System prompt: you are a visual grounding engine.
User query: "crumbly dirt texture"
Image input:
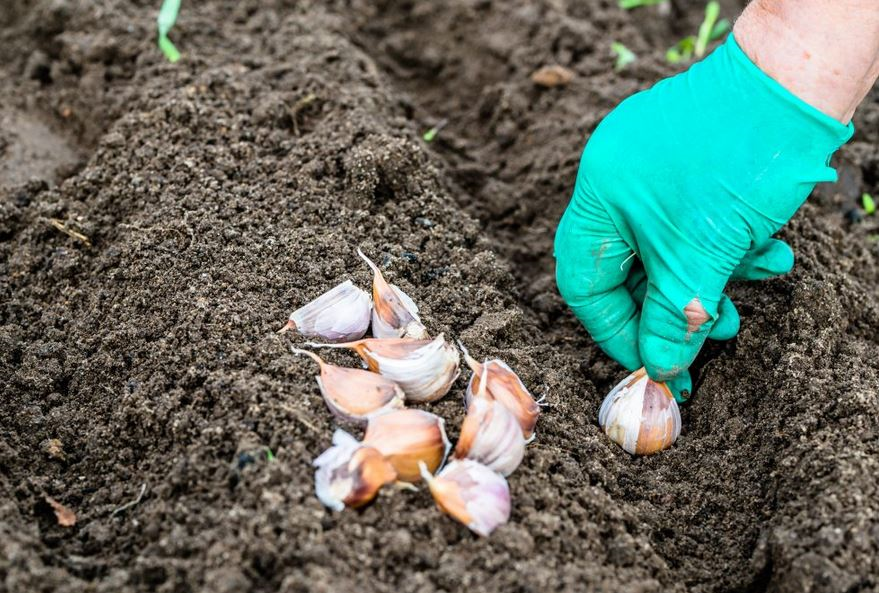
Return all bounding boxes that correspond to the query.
[2,1,878,592]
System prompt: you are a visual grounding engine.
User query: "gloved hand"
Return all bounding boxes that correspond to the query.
[554,35,853,402]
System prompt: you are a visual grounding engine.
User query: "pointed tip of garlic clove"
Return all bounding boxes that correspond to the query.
[356,247,380,274]
[598,368,681,456]
[417,460,434,484]
[289,347,325,367]
[359,248,426,340]
[426,459,511,537]
[456,340,481,373]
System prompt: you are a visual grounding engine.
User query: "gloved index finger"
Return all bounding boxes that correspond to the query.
[554,196,643,372]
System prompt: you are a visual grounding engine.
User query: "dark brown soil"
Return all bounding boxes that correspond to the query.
[2,1,878,592]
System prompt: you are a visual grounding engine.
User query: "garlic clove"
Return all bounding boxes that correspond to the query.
[314,429,398,510]
[598,368,681,455]
[282,280,372,343]
[312,336,460,403]
[419,459,511,537]
[363,409,450,482]
[357,249,429,339]
[290,348,405,424]
[367,335,460,403]
[453,373,526,476]
[460,343,541,440]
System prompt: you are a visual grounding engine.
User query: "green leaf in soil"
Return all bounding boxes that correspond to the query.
[157,0,182,62]
[695,1,721,57]
[618,0,666,9]
[666,36,695,64]
[863,193,876,215]
[611,42,636,71]
[710,18,731,41]
[423,119,447,143]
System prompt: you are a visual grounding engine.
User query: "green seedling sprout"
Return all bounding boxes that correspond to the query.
[710,18,731,40]
[666,37,696,64]
[423,119,448,143]
[695,1,721,57]
[611,42,636,71]
[157,0,182,63]
[264,447,276,462]
[618,0,666,9]
[863,193,876,216]
[667,2,729,64]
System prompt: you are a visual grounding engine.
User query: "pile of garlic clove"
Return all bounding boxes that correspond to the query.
[281,249,543,536]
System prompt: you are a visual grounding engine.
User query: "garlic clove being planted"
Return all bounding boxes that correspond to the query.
[312,335,460,403]
[598,368,681,455]
[363,409,451,482]
[314,429,398,510]
[290,348,405,424]
[419,459,511,537]
[357,249,428,339]
[453,364,526,476]
[281,280,372,343]
[460,343,541,440]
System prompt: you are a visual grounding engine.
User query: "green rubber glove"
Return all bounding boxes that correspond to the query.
[554,35,853,402]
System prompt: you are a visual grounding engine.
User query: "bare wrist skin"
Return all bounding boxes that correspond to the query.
[734,0,879,123]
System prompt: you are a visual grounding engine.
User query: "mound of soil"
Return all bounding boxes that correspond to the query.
[1,1,877,592]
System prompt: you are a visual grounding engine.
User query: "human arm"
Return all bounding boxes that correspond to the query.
[554,0,879,401]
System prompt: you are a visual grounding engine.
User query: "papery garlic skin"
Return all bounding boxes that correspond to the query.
[283,280,372,343]
[461,344,541,440]
[420,460,511,537]
[357,249,428,339]
[314,429,398,510]
[363,409,450,482]
[290,349,405,424]
[598,368,681,455]
[453,392,525,477]
[366,335,460,403]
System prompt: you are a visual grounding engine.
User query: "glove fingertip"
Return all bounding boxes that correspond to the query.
[771,240,795,275]
[708,296,740,341]
[667,371,692,403]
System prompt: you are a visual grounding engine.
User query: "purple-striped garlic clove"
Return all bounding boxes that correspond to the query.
[460,342,541,440]
[313,429,397,511]
[357,248,428,339]
[363,409,450,482]
[598,368,681,455]
[453,364,526,476]
[419,459,511,537]
[290,348,404,424]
